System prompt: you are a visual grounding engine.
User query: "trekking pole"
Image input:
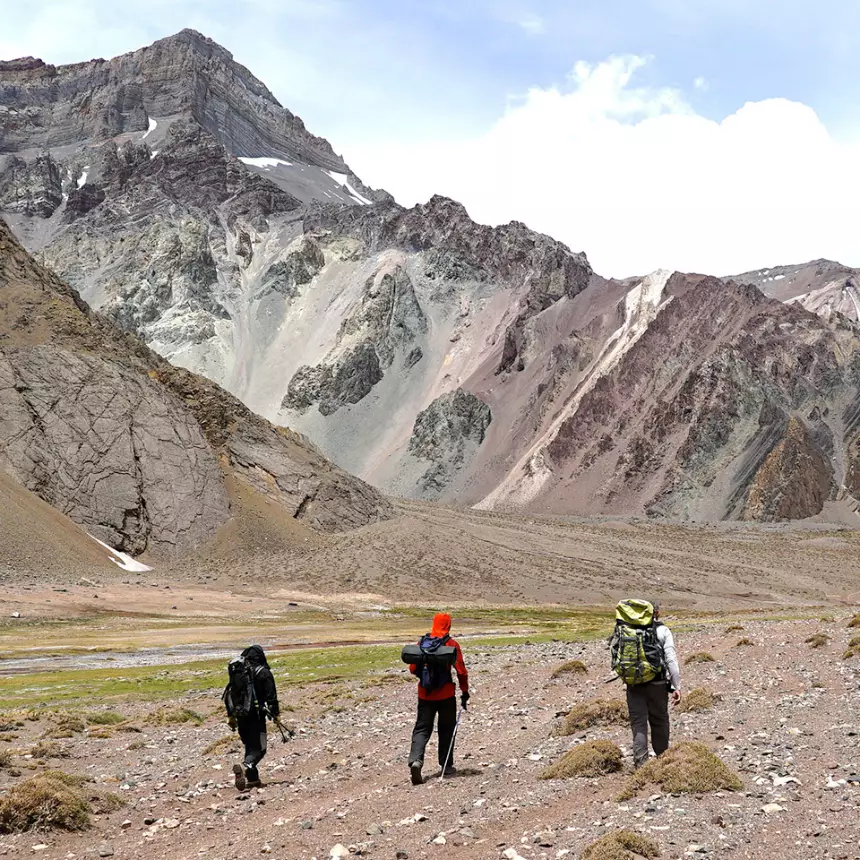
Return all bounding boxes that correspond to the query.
[439,706,464,782]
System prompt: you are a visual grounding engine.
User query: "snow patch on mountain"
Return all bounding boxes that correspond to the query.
[141,117,157,140]
[326,170,373,205]
[239,156,293,169]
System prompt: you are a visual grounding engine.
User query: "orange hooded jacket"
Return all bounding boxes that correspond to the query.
[409,612,469,702]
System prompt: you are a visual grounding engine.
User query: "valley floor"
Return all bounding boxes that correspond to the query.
[2,610,860,860]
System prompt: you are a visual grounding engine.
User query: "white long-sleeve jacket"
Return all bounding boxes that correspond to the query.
[656,624,681,691]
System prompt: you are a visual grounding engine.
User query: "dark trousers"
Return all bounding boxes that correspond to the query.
[237,713,268,780]
[409,696,457,768]
[626,680,670,768]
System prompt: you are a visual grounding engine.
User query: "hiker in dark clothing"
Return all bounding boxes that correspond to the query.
[407,612,469,785]
[230,644,280,790]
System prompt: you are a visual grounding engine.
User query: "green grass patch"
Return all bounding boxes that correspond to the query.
[86,711,126,726]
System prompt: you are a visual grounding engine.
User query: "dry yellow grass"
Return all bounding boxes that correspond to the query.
[676,688,719,714]
[557,699,627,736]
[581,830,661,860]
[540,740,622,779]
[734,638,754,647]
[29,740,68,760]
[618,742,743,800]
[724,624,744,633]
[203,735,241,757]
[684,652,715,665]
[847,612,860,628]
[147,707,204,726]
[0,771,90,833]
[551,660,588,679]
[805,633,830,649]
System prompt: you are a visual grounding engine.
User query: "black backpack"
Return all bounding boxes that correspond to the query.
[419,634,453,692]
[223,656,259,719]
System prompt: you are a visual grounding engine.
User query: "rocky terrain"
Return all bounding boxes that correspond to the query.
[2,614,860,860]
[731,259,860,323]
[0,215,391,562]
[4,31,860,526]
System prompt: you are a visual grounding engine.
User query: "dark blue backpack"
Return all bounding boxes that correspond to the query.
[419,634,452,691]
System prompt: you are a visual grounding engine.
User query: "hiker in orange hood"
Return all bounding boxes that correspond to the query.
[407,612,469,784]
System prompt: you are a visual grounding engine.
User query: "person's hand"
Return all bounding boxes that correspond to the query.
[461,691,470,710]
[228,716,237,731]
[671,690,682,707]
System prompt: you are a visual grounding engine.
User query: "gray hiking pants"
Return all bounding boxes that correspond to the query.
[626,680,670,768]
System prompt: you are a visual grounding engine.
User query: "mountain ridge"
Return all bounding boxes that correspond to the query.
[3,31,860,526]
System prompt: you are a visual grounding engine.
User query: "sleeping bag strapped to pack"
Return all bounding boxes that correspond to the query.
[401,635,457,692]
[610,599,665,685]
[222,656,259,719]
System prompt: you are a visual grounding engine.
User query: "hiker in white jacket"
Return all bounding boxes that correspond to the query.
[626,602,681,768]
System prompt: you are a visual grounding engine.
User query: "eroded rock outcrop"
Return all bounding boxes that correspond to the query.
[408,389,492,493]
[0,217,392,555]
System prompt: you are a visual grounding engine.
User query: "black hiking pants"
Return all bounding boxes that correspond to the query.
[626,680,670,768]
[237,713,268,780]
[409,696,457,769]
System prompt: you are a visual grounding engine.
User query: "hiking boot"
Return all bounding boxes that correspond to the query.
[232,763,246,791]
[246,779,263,788]
[443,764,457,777]
[409,760,423,785]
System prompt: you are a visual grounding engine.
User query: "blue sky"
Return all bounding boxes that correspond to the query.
[3,1,860,275]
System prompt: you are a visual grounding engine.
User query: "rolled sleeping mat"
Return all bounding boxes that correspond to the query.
[401,644,457,666]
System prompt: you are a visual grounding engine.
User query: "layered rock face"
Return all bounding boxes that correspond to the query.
[0,218,391,556]
[4,31,860,524]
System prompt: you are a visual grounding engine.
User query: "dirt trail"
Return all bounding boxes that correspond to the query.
[2,616,860,859]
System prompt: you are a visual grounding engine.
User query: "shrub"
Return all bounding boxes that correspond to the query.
[735,638,754,647]
[0,771,90,833]
[581,830,661,860]
[0,749,11,769]
[557,699,627,736]
[551,660,588,679]
[618,741,742,800]
[43,716,85,740]
[805,633,830,649]
[849,635,860,648]
[203,735,240,756]
[676,688,719,714]
[86,712,126,726]
[30,741,68,760]
[724,624,744,633]
[847,613,860,628]
[684,652,715,665]
[147,707,203,726]
[540,740,622,779]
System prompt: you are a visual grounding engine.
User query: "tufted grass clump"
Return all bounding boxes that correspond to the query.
[847,612,860,628]
[203,735,240,756]
[43,715,85,739]
[724,624,745,633]
[684,652,715,665]
[147,707,204,726]
[86,711,126,726]
[618,741,742,801]
[540,740,622,780]
[557,699,627,736]
[805,633,830,649]
[29,740,69,760]
[735,637,754,647]
[581,830,661,860]
[0,771,90,833]
[676,688,719,714]
[551,660,588,679]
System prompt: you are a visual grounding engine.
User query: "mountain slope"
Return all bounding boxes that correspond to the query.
[3,32,860,525]
[0,216,391,557]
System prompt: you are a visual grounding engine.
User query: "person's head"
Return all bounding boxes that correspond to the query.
[430,612,452,638]
[241,644,269,667]
[651,601,661,621]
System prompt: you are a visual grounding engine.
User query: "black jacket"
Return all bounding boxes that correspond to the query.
[241,645,280,718]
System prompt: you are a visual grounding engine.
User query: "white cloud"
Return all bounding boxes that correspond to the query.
[517,13,545,35]
[346,55,859,277]
[693,75,707,91]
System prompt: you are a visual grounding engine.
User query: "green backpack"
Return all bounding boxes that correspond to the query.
[610,599,665,685]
